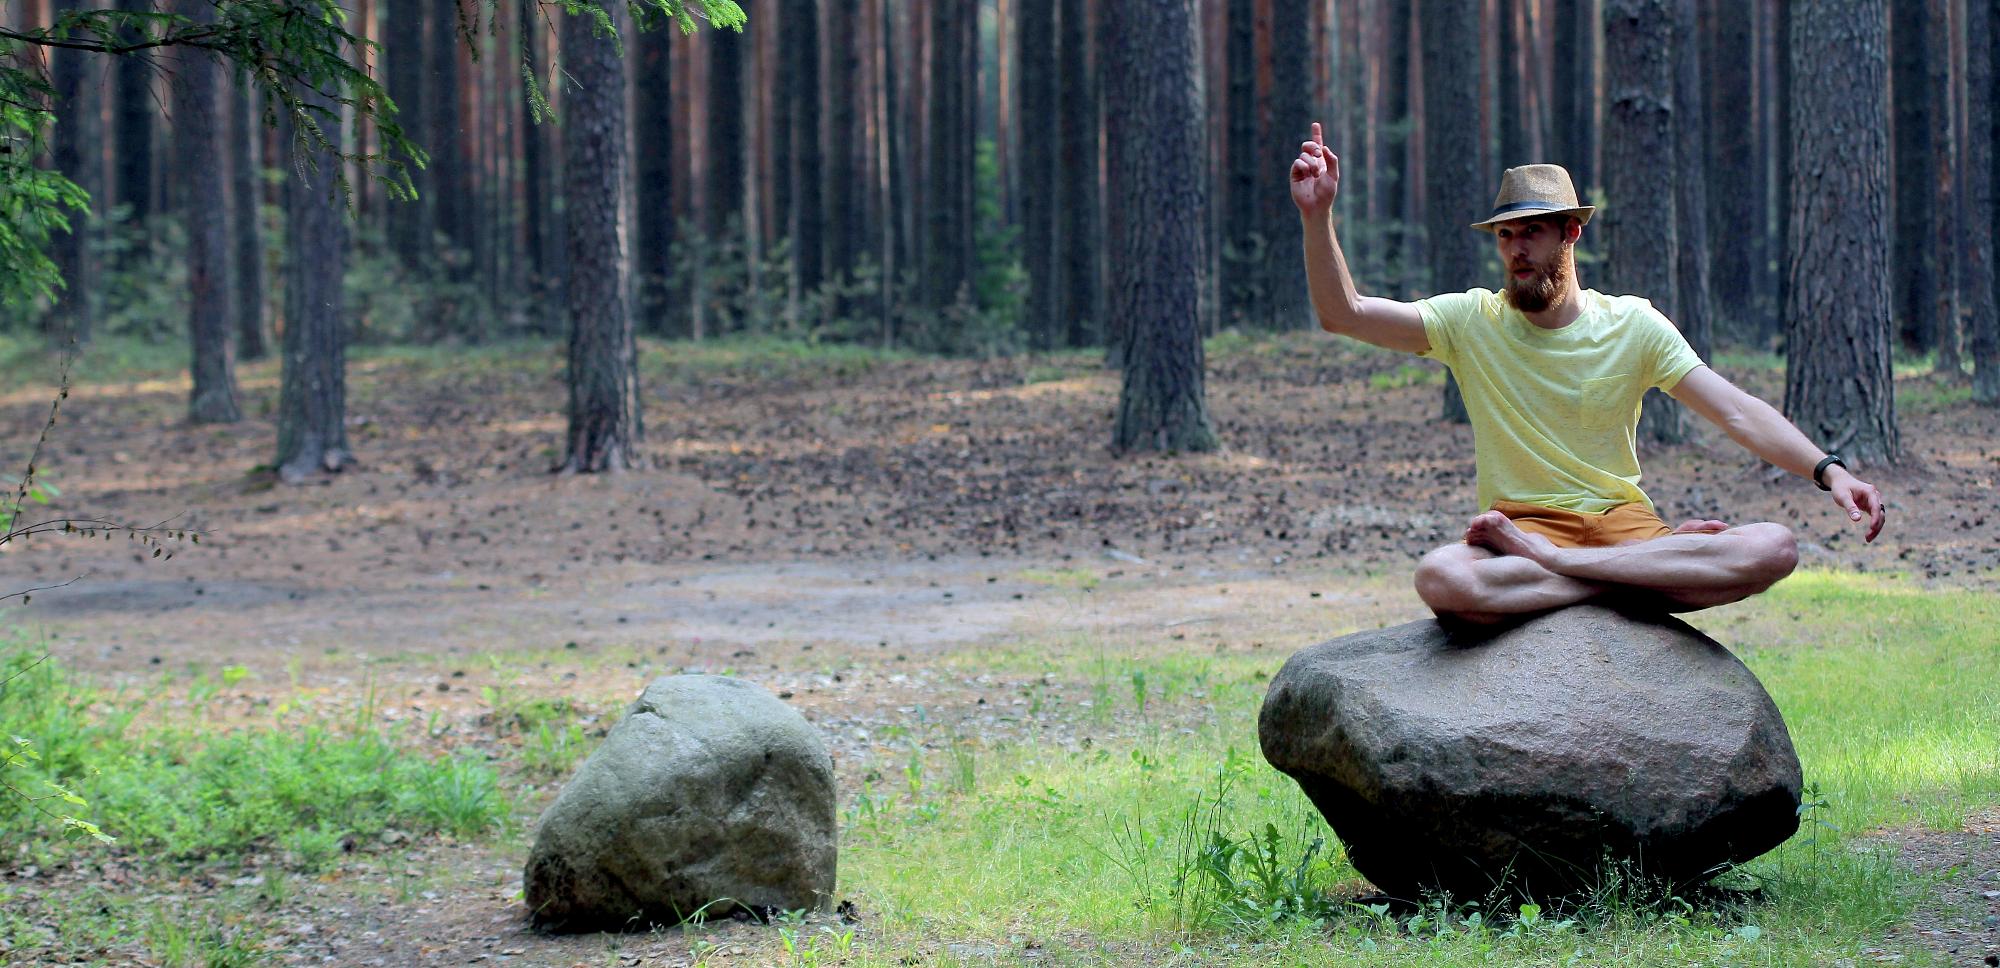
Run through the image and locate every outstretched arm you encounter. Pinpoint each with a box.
[1292,123,1428,354]
[1667,366,1887,541]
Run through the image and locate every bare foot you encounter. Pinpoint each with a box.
[1674,519,1729,535]
[1464,510,1558,566]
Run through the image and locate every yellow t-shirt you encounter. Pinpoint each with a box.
[1415,288,1704,514]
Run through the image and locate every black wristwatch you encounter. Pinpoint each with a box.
[1812,453,1847,491]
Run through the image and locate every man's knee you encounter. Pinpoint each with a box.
[1414,545,1482,612]
[1734,522,1799,588]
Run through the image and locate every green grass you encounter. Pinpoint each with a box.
[821,569,1994,965]
[0,643,511,863]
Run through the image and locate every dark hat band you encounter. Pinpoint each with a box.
[1485,199,1576,220]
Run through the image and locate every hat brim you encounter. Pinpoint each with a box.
[1470,205,1595,233]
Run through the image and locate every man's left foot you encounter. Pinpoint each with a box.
[1464,510,1559,566]
[1674,519,1729,535]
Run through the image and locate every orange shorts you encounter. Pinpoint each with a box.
[1490,500,1674,549]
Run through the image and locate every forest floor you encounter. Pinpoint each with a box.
[2,332,1997,966]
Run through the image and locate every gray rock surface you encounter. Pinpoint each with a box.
[525,675,837,931]
[1258,605,1802,900]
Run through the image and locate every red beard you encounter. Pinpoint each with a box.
[1504,245,1573,313]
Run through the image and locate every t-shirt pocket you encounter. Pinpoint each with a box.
[1579,375,1634,430]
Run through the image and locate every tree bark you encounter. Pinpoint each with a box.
[1890,0,1939,352]
[385,0,430,271]
[1423,0,1482,422]
[1019,0,1060,347]
[634,22,675,334]
[1601,0,1681,443]
[176,6,241,426]
[48,0,100,344]
[1670,0,1709,362]
[229,69,268,361]
[1702,0,1761,335]
[1782,0,1898,462]
[277,79,353,481]
[559,5,641,473]
[428,0,469,302]
[780,0,822,304]
[520,0,558,331]
[1265,0,1313,327]
[1059,0,1102,347]
[1222,0,1262,328]
[113,0,156,222]
[1928,0,1961,374]
[1967,0,1999,403]
[923,1,977,311]
[1106,0,1217,452]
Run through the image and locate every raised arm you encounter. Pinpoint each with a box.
[1667,365,1887,541]
[1291,122,1429,354]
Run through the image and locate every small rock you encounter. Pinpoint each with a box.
[525,675,837,931]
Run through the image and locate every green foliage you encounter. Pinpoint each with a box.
[0,641,509,859]
[0,101,91,310]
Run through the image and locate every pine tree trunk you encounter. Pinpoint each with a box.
[781,0,822,304]
[177,9,241,426]
[1107,0,1217,452]
[1498,0,1525,167]
[924,2,976,310]
[1265,0,1313,328]
[1702,0,1760,333]
[1223,0,1262,328]
[1967,0,2000,403]
[428,0,469,305]
[229,70,268,361]
[707,28,747,245]
[1386,0,1415,293]
[1601,0,1681,443]
[1059,0,1102,347]
[1019,0,1061,347]
[634,25,675,335]
[1772,0,1791,349]
[113,0,155,223]
[48,1,99,344]
[1891,0,1939,352]
[1670,0,1710,361]
[1928,0,1961,374]
[828,1,866,310]
[1100,0,1129,367]
[520,0,554,330]
[559,5,641,473]
[1423,0,1481,423]
[278,79,352,481]
[385,0,429,271]
[1782,0,1898,462]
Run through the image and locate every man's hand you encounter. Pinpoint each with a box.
[1290,122,1339,219]
[1824,465,1886,542]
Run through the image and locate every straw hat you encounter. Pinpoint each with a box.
[1469,164,1595,232]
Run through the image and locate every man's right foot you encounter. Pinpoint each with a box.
[1464,510,1559,566]
[1674,519,1729,535]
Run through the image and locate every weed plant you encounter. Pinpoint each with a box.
[0,640,509,863]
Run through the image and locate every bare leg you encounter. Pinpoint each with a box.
[1464,510,1797,609]
[1413,543,1604,624]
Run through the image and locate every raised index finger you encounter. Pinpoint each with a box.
[1312,122,1324,146]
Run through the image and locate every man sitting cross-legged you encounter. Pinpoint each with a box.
[1289,124,1887,623]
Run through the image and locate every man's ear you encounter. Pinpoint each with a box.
[1564,217,1583,245]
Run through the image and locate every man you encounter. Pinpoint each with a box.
[1289,124,1886,623]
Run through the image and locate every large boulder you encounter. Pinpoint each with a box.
[1259,605,1801,901]
[525,675,837,931]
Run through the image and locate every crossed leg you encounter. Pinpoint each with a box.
[1413,510,1799,624]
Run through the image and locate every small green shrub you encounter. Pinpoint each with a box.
[0,639,510,860]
